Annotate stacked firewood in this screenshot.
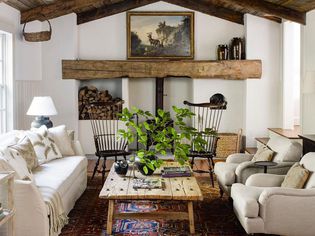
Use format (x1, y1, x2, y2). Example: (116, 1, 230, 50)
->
(78, 86, 123, 120)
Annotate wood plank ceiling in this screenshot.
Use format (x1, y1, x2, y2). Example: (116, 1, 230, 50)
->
(2, 0, 315, 25)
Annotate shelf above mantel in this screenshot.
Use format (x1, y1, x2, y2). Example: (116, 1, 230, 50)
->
(62, 60, 262, 80)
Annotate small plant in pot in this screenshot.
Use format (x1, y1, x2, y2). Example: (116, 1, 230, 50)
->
(118, 106, 217, 176)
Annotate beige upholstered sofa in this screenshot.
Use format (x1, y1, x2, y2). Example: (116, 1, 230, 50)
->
(214, 135, 302, 196)
(231, 152, 315, 236)
(0, 130, 87, 236)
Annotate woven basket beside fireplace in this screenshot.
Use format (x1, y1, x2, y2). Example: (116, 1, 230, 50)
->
(216, 130, 242, 160)
(23, 17, 52, 42)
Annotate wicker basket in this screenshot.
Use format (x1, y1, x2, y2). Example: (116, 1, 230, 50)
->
(23, 18, 52, 42)
(216, 130, 242, 160)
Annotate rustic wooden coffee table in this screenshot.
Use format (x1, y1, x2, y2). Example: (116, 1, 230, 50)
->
(99, 162, 203, 235)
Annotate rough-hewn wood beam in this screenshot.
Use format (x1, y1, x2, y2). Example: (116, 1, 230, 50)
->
(62, 60, 262, 80)
(76, 0, 159, 25)
(164, 0, 244, 25)
(20, 0, 119, 24)
(222, 0, 306, 24)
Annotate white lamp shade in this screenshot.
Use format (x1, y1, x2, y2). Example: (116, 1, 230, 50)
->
(303, 71, 315, 94)
(27, 96, 58, 116)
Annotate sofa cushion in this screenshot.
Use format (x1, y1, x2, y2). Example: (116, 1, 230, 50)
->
(49, 125, 75, 156)
(8, 136, 38, 171)
(0, 130, 22, 148)
(0, 147, 33, 180)
(281, 162, 309, 189)
(231, 183, 264, 218)
(252, 146, 275, 162)
(299, 152, 315, 189)
(26, 126, 62, 164)
(267, 136, 302, 162)
(33, 156, 87, 198)
(214, 162, 238, 186)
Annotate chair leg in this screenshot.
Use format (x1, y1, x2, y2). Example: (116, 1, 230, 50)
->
(91, 156, 101, 180)
(207, 157, 215, 187)
(123, 155, 127, 160)
(219, 187, 224, 198)
(190, 157, 195, 169)
(102, 157, 107, 183)
(114, 156, 117, 162)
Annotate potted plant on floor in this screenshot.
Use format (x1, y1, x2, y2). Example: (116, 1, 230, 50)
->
(118, 106, 217, 175)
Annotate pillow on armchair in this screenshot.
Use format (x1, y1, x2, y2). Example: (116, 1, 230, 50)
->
(252, 145, 275, 162)
(281, 163, 310, 189)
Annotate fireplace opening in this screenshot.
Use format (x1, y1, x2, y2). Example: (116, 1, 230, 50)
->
(78, 85, 123, 120)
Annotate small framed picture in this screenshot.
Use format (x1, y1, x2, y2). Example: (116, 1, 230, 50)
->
(127, 11, 194, 60)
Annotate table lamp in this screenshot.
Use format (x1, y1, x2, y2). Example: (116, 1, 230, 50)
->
(26, 96, 58, 128)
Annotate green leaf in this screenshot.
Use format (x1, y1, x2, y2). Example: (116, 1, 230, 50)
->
(143, 166, 148, 174)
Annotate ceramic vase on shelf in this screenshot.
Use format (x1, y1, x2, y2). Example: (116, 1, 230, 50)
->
(217, 44, 229, 60)
(230, 37, 246, 60)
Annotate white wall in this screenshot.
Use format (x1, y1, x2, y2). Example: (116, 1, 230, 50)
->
(41, 14, 79, 134)
(245, 14, 282, 146)
(301, 10, 315, 134)
(0, 2, 285, 153)
(0, 3, 42, 129)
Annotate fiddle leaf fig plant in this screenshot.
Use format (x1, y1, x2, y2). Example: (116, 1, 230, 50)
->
(118, 106, 217, 175)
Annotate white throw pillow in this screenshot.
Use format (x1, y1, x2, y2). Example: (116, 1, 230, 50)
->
(48, 125, 75, 156)
(8, 136, 38, 171)
(26, 126, 62, 164)
(0, 147, 33, 180)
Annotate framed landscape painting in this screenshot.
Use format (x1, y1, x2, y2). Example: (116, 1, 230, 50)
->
(127, 12, 194, 59)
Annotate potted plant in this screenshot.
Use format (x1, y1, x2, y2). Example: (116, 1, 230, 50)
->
(118, 106, 217, 175)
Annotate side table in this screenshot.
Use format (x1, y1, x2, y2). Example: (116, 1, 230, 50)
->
(254, 161, 277, 173)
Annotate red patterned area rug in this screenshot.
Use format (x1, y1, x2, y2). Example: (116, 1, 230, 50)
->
(60, 175, 247, 236)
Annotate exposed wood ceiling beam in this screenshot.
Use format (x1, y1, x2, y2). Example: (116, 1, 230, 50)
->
(164, 0, 244, 25)
(21, 0, 119, 23)
(76, 0, 159, 25)
(221, 0, 306, 24)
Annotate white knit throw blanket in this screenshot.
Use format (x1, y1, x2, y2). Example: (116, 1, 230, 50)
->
(38, 186, 69, 235)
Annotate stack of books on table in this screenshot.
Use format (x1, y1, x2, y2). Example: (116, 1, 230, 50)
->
(161, 166, 192, 177)
(133, 178, 164, 189)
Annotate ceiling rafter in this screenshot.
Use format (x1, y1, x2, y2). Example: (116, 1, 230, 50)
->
(19, 0, 306, 25)
(218, 0, 306, 24)
(164, 0, 244, 24)
(77, 0, 159, 25)
(21, 0, 117, 23)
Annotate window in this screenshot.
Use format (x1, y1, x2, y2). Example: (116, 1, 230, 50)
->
(0, 31, 13, 134)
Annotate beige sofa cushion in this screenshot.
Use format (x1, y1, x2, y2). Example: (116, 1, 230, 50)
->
(267, 136, 302, 162)
(214, 162, 238, 186)
(8, 136, 38, 171)
(231, 183, 264, 218)
(26, 126, 62, 164)
(300, 152, 315, 189)
(252, 146, 274, 162)
(49, 125, 75, 156)
(33, 156, 87, 199)
(281, 163, 309, 189)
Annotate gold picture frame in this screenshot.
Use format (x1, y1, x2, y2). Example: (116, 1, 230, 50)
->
(127, 11, 194, 60)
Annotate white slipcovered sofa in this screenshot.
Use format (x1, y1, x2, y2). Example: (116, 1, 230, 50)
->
(214, 135, 302, 196)
(0, 129, 87, 236)
(231, 152, 315, 236)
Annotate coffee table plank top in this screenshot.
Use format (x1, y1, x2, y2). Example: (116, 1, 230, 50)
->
(99, 161, 203, 201)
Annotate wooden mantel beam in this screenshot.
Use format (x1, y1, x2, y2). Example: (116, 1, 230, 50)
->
(76, 0, 159, 25)
(62, 60, 262, 80)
